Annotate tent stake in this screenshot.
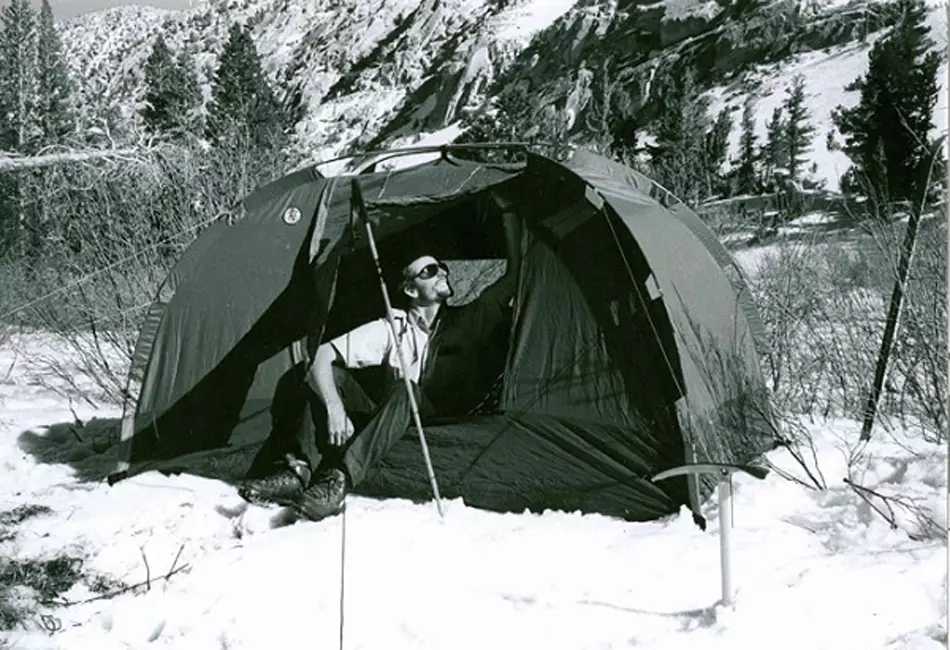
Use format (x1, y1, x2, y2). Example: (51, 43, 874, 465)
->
(350, 179, 445, 519)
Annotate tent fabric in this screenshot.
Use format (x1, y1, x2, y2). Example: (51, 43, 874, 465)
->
(118, 149, 777, 523)
(565, 150, 769, 359)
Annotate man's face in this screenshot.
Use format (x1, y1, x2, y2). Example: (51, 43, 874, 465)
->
(402, 255, 453, 306)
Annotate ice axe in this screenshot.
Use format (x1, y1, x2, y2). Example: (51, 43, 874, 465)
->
(653, 462, 769, 607)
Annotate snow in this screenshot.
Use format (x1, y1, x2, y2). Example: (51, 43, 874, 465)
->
(656, 0, 722, 22)
(489, 0, 580, 45)
(0, 323, 946, 648)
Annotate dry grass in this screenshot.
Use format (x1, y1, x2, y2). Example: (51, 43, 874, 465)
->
(0, 505, 76, 632)
(0, 142, 286, 407)
(0, 504, 130, 633)
(746, 211, 946, 441)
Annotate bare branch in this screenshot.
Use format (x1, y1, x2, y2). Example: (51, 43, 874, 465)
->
(0, 147, 159, 172)
(139, 547, 151, 592)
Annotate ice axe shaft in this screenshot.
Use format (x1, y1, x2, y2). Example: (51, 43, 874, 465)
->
(350, 179, 445, 519)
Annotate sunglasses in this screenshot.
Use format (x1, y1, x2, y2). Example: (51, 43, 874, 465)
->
(409, 261, 449, 281)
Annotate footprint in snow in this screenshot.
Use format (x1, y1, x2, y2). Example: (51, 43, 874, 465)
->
(216, 500, 299, 538)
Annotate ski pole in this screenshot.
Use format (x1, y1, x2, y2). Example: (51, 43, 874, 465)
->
(349, 179, 445, 518)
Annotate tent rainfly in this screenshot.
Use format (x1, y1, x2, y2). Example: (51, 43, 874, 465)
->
(110, 147, 778, 524)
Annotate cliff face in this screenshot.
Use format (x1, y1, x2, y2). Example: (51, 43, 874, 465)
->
(58, 0, 945, 184)
(58, 0, 579, 157)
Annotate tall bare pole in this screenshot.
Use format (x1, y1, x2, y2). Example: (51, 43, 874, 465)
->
(860, 137, 946, 441)
(350, 179, 445, 517)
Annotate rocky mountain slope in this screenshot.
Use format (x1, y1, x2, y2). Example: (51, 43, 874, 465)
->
(57, 0, 948, 186)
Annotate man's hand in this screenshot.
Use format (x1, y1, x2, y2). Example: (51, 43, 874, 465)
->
(327, 402, 355, 446)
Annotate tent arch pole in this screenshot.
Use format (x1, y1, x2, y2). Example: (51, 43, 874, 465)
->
(317, 141, 565, 175)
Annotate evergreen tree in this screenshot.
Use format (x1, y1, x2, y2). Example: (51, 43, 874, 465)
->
(174, 50, 203, 133)
(206, 23, 286, 152)
(648, 70, 726, 204)
(782, 74, 815, 180)
(703, 107, 733, 197)
(0, 0, 38, 257)
(831, 0, 942, 204)
(142, 35, 203, 138)
(0, 0, 38, 153)
(455, 80, 536, 162)
(142, 35, 176, 133)
(761, 106, 787, 186)
(34, 0, 74, 146)
(733, 96, 759, 194)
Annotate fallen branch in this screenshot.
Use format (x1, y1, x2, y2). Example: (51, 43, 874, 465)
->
(0, 147, 158, 172)
(166, 544, 185, 581)
(139, 547, 151, 592)
(51, 563, 192, 607)
(845, 477, 899, 529)
(844, 477, 945, 541)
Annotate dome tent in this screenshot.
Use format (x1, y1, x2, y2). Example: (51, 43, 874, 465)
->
(110, 146, 778, 524)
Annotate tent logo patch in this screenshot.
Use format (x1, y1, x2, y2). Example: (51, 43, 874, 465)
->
(282, 206, 302, 225)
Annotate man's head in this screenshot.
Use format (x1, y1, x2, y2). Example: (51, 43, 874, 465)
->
(399, 254, 453, 307)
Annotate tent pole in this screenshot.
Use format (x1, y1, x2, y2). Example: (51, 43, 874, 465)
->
(349, 179, 445, 519)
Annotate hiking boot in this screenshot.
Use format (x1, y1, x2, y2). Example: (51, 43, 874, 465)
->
(239, 463, 310, 507)
(293, 468, 349, 521)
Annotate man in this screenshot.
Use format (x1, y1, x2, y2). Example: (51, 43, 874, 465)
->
(239, 196, 522, 522)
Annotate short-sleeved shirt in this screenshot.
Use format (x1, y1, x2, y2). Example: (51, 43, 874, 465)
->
(328, 281, 513, 414)
(328, 309, 431, 383)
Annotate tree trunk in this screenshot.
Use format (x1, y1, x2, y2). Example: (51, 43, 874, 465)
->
(860, 137, 945, 441)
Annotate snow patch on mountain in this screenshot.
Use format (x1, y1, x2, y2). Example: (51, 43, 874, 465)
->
(707, 4, 949, 192)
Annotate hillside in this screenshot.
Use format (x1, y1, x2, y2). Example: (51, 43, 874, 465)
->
(55, 0, 949, 187)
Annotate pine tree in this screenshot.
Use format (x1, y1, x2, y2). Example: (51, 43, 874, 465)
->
(142, 35, 176, 133)
(782, 74, 815, 180)
(206, 23, 286, 152)
(581, 61, 642, 165)
(647, 70, 733, 204)
(734, 96, 759, 194)
(648, 70, 713, 204)
(830, 0, 942, 204)
(34, 0, 74, 146)
(703, 107, 733, 197)
(142, 35, 202, 138)
(761, 107, 787, 186)
(0, 0, 38, 257)
(455, 80, 536, 162)
(0, 0, 38, 153)
(174, 49, 203, 134)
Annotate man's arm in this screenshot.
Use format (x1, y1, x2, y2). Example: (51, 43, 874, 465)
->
(305, 343, 355, 446)
(306, 343, 346, 410)
(305, 319, 392, 446)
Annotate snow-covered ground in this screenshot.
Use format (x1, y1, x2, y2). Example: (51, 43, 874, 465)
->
(0, 320, 946, 649)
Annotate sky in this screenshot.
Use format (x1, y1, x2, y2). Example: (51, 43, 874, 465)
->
(0, 0, 192, 22)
